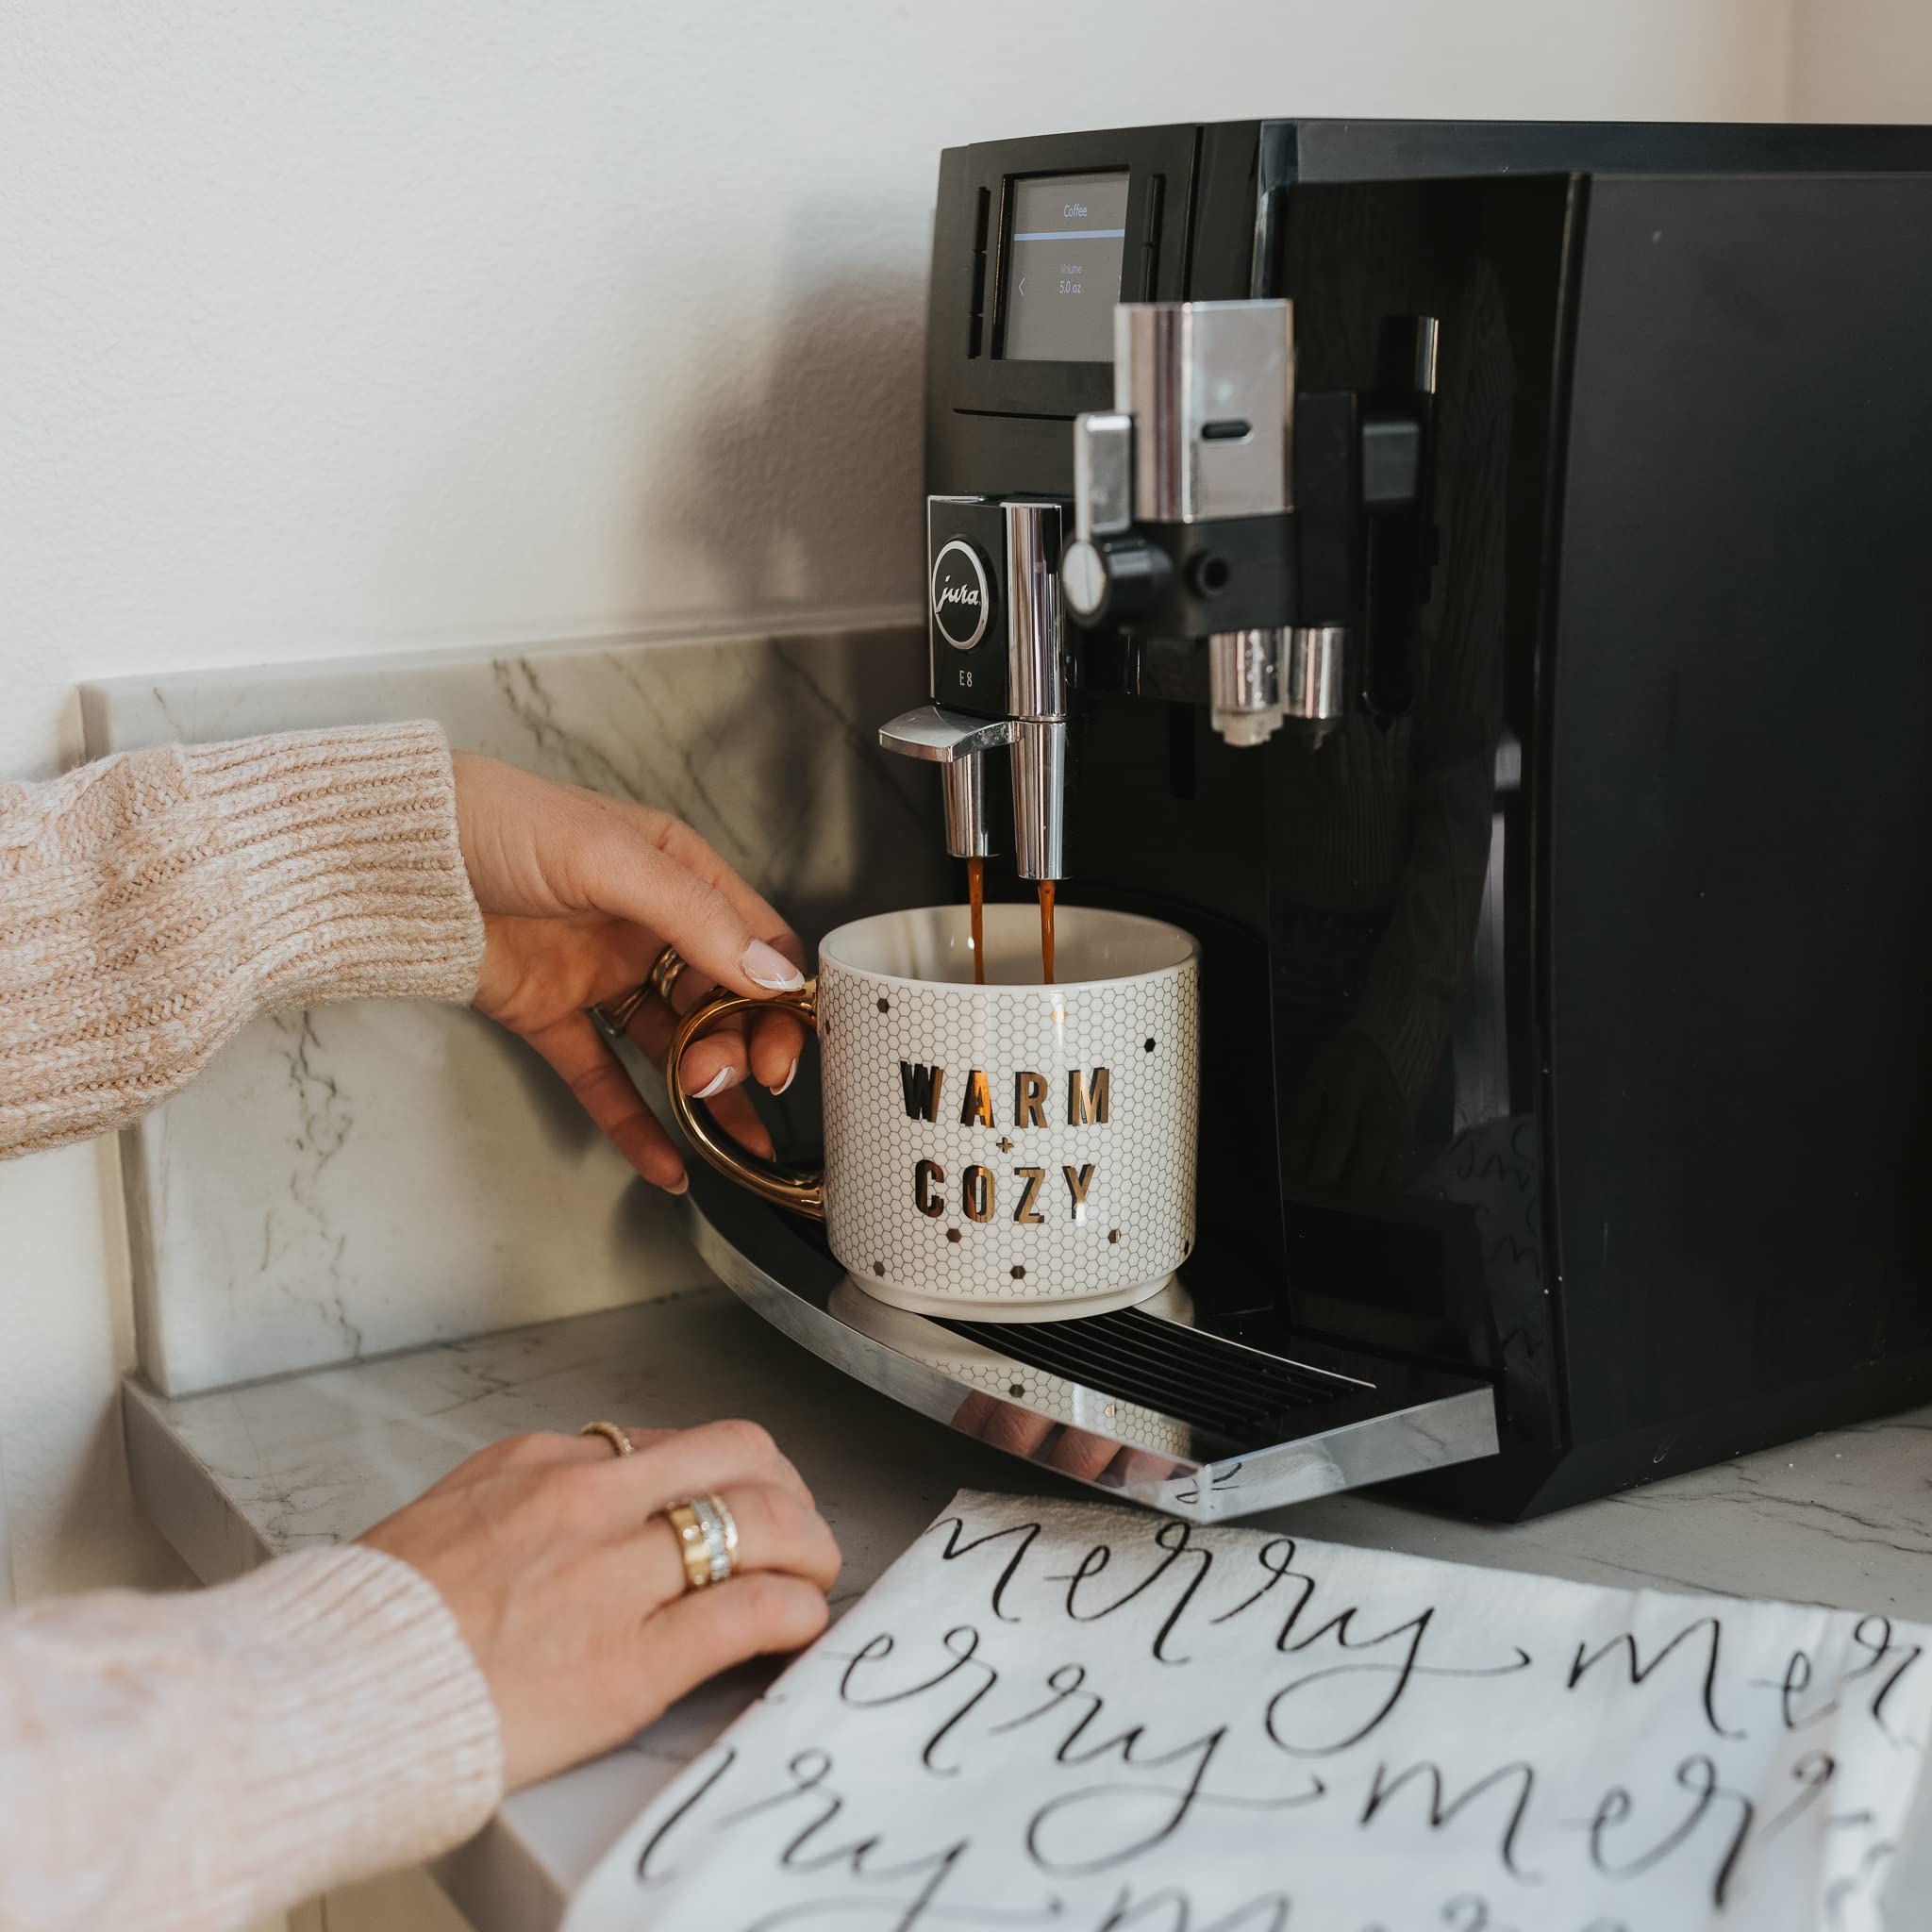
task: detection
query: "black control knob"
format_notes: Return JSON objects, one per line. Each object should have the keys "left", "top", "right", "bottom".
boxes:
{"left": 1058, "top": 533, "right": 1173, "bottom": 628}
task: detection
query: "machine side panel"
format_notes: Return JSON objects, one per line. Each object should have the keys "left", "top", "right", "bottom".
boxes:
{"left": 1548, "top": 174, "right": 1932, "bottom": 1448}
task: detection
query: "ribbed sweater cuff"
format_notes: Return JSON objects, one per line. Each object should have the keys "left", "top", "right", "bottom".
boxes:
{"left": 180, "top": 722, "right": 484, "bottom": 1011}
{"left": 200, "top": 1545, "right": 503, "bottom": 1920}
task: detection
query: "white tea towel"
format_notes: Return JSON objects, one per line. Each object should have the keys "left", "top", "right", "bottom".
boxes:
{"left": 567, "top": 1488, "right": 1932, "bottom": 1931}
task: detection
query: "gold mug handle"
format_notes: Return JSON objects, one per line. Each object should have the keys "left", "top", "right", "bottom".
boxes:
{"left": 665, "top": 980, "right": 824, "bottom": 1220}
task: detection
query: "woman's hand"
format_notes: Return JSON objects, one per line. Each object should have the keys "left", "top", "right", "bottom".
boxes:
{"left": 450, "top": 753, "right": 808, "bottom": 1191}
{"left": 359, "top": 1421, "right": 840, "bottom": 1790}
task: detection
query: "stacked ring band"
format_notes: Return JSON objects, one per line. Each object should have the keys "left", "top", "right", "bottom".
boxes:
{"left": 665, "top": 1491, "right": 740, "bottom": 1591}
{"left": 644, "top": 942, "right": 690, "bottom": 1009}
{"left": 588, "top": 943, "right": 691, "bottom": 1035}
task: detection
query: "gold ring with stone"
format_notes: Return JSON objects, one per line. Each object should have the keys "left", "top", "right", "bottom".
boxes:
{"left": 665, "top": 1491, "right": 739, "bottom": 1591}
{"left": 578, "top": 1421, "right": 635, "bottom": 1458}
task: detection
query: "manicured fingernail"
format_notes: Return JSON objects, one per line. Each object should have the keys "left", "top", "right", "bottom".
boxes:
{"left": 664, "top": 1172, "right": 690, "bottom": 1195}
{"left": 773, "top": 1057, "right": 800, "bottom": 1097}
{"left": 691, "top": 1066, "right": 740, "bottom": 1101}
{"left": 741, "top": 939, "right": 805, "bottom": 991}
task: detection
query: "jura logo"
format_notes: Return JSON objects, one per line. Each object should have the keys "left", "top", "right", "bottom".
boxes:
{"left": 931, "top": 539, "right": 991, "bottom": 651}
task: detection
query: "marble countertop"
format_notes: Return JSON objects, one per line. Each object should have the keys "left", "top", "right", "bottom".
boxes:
{"left": 125, "top": 1277, "right": 1932, "bottom": 1932}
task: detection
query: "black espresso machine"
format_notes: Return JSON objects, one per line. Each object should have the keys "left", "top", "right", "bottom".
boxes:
{"left": 680, "top": 119, "right": 1932, "bottom": 1521}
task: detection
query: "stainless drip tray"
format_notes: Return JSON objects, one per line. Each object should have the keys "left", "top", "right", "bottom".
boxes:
{"left": 929, "top": 1304, "right": 1374, "bottom": 1453}
{"left": 683, "top": 1165, "right": 1498, "bottom": 1521}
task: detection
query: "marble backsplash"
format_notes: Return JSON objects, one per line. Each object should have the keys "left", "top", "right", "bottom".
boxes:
{"left": 81, "top": 623, "right": 945, "bottom": 1396}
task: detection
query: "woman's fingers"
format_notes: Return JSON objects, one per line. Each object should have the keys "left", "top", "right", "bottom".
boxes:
{"left": 472, "top": 1423, "right": 811, "bottom": 1510}
{"left": 555, "top": 1425, "right": 676, "bottom": 1464}
{"left": 665, "top": 1008, "right": 754, "bottom": 1105}
{"left": 641, "top": 813, "right": 801, "bottom": 979}
{"left": 524, "top": 1011, "right": 687, "bottom": 1191}
{"left": 747, "top": 999, "right": 807, "bottom": 1092}
{"left": 681, "top": 998, "right": 800, "bottom": 1100}
{"left": 1114, "top": 1448, "right": 1188, "bottom": 1490}
{"left": 627, "top": 1478, "right": 841, "bottom": 1604}
{"left": 573, "top": 816, "right": 802, "bottom": 1005}
{"left": 625, "top": 1416, "right": 816, "bottom": 1519}
{"left": 621, "top": 997, "right": 776, "bottom": 1163}
{"left": 949, "top": 1391, "right": 1001, "bottom": 1438}
{"left": 959, "top": 1401, "right": 1059, "bottom": 1461}
{"left": 661, "top": 960, "right": 803, "bottom": 1099}
{"left": 625, "top": 1571, "right": 830, "bottom": 1718}
{"left": 476, "top": 1421, "right": 820, "bottom": 1580}
{"left": 1045, "top": 1426, "right": 1125, "bottom": 1481}
{"left": 708, "top": 931, "right": 808, "bottom": 1090}
{"left": 947, "top": 1398, "right": 1147, "bottom": 1484}
{"left": 751, "top": 1022, "right": 804, "bottom": 1095}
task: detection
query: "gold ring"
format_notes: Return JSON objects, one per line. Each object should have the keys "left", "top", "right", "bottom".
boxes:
{"left": 578, "top": 1421, "right": 634, "bottom": 1458}
{"left": 645, "top": 942, "right": 690, "bottom": 1009}
{"left": 664, "top": 1491, "right": 739, "bottom": 1591}
{"left": 590, "top": 982, "right": 653, "bottom": 1034}
{"left": 588, "top": 944, "right": 691, "bottom": 1035}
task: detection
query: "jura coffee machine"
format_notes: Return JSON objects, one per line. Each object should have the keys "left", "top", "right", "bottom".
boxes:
{"left": 683, "top": 119, "right": 1932, "bottom": 1521}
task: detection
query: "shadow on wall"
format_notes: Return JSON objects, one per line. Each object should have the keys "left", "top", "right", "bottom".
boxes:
{"left": 641, "top": 198, "right": 932, "bottom": 615}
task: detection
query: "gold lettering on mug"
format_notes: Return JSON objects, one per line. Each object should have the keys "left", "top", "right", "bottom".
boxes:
{"left": 958, "top": 1070, "right": 994, "bottom": 1129}
{"left": 914, "top": 1159, "right": 946, "bottom": 1217}
{"left": 1012, "top": 1167, "right": 1045, "bottom": 1224}
{"left": 1068, "top": 1068, "right": 1111, "bottom": 1125}
{"left": 963, "top": 1164, "right": 995, "bottom": 1223}
{"left": 1013, "top": 1071, "right": 1048, "bottom": 1129}
{"left": 1063, "top": 1163, "right": 1096, "bottom": 1220}
{"left": 899, "top": 1061, "right": 945, "bottom": 1123}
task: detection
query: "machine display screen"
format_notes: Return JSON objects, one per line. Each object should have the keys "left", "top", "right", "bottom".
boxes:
{"left": 999, "top": 172, "right": 1130, "bottom": 363}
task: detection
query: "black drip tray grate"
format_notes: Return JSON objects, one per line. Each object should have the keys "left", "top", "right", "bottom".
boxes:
{"left": 931, "top": 1306, "right": 1374, "bottom": 1447}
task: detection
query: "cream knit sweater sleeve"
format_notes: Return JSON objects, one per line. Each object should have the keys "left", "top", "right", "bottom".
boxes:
{"left": 0, "top": 1550, "right": 503, "bottom": 1930}
{"left": 0, "top": 719, "right": 485, "bottom": 1155}
{"left": 0, "top": 723, "right": 505, "bottom": 1929}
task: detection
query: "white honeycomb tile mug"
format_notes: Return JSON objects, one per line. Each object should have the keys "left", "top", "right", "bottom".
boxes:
{"left": 667, "top": 904, "right": 1200, "bottom": 1321}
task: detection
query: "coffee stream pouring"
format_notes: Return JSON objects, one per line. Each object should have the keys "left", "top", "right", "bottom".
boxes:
{"left": 877, "top": 494, "right": 1070, "bottom": 981}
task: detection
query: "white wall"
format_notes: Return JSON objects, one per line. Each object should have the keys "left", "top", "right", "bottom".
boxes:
{"left": 0, "top": 0, "right": 1803, "bottom": 1602}
{"left": 1790, "top": 0, "right": 1932, "bottom": 119}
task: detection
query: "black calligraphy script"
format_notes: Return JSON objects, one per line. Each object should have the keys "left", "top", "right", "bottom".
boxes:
{"left": 575, "top": 1491, "right": 1931, "bottom": 1932}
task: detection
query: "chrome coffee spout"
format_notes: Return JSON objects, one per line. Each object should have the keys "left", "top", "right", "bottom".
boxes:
{"left": 880, "top": 500, "right": 1070, "bottom": 882}
{"left": 876, "top": 705, "right": 1012, "bottom": 859}
{"left": 1001, "top": 501, "right": 1068, "bottom": 882}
